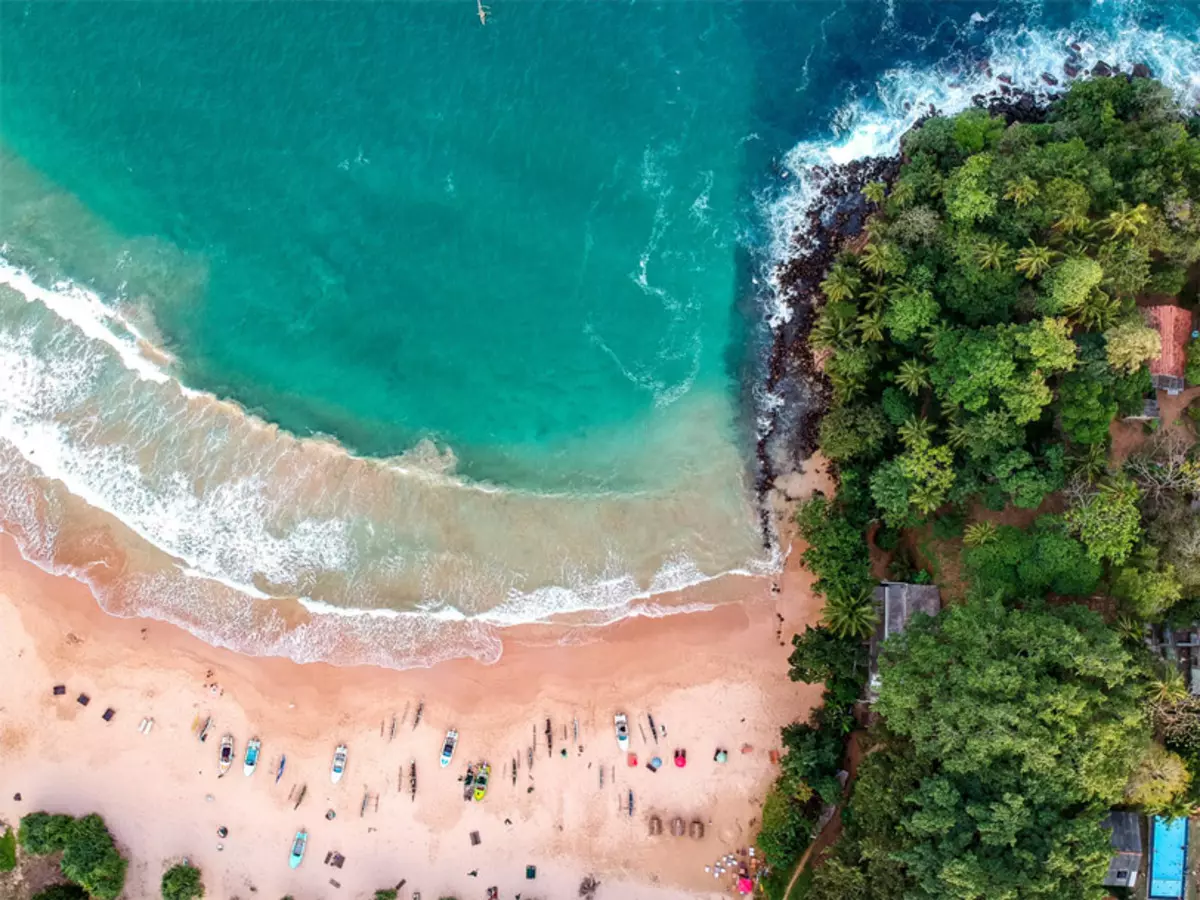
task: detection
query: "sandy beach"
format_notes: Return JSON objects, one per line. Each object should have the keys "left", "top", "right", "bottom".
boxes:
{"left": 0, "top": 465, "right": 830, "bottom": 900}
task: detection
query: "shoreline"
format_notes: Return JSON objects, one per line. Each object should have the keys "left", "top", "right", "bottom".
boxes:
{"left": 0, "top": 444, "right": 831, "bottom": 899}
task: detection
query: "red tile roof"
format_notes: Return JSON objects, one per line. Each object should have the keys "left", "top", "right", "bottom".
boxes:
{"left": 1146, "top": 304, "right": 1192, "bottom": 380}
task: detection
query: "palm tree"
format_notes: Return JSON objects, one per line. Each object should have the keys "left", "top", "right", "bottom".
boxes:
{"left": 862, "top": 181, "right": 887, "bottom": 205}
{"left": 861, "top": 282, "right": 889, "bottom": 313}
{"left": 861, "top": 242, "right": 901, "bottom": 278}
{"left": 1071, "top": 291, "right": 1121, "bottom": 330}
{"left": 857, "top": 312, "right": 885, "bottom": 343}
{"left": 1003, "top": 176, "right": 1039, "bottom": 208}
{"left": 974, "top": 239, "right": 1010, "bottom": 271}
{"left": 963, "top": 521, "right": 998, "bottom": 548}
{"left": 895, "top": 360, "right": 930, "bottom": 396}
{"left": 898, "top": 416, "right": 935, "bottom": 448}
{"left": 1053, "top": 210, "right": 1092, "bottom": 235}
{"left": 1015, "top": 244, "right": 1059, "bottom": 280}
{"left": 822, "top": 586, "right": 878, "bottom": 641}
{"left": 820, "top": 264, "right": 861, "bottom": 303}
{"left": 1149, "top": 663, "right": 1189, "bottom": 707}
{"left": 1068, "top": 442, "right": 1109, "bottom": 482}
{"left": 1105, "top": 201, "right": 1151, "bottom": 239}
{"left": 1114, "top": 614, "right": 1145, "bottom": 645}
{"left": 811, "top": 306, "right": 857, "bottom": 350}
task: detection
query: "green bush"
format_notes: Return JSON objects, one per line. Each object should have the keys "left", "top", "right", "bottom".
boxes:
{"left": 796, "top": 497, "right": 873, "bottom": 600}
{"left": 162, "top": 862, "right": 204, "bottom": 900}
{"left": 1187, "top": 339, "right": 1200, "bottom": 387}
{"left": 374, "top": 890, "right": 398, "bottom": 900}
{"left": 963, "top": 515, "right": 1100, "bottom": 600}
{"left": 18, "top": 813, "right": 74, "bottom": 856}
{"left": 59, "top": 814, "right": 126, "bottom": 900}
{"left": 0, "top": 826, "right": 16, "bottom": 872}
{"left": 32, "top": 886, "right": 89, "bottom": 900}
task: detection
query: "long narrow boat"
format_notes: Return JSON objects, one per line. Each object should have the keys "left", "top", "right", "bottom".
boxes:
{"left": 218, "top": 734, "right": 235, "bottom": 777}
{"left": 275, "top": 755, "right": 287, "bottom": 784}
{"left": 289, "top": 829, "right": 307, "bottom": 869}
{"left": 244, "top": 738, "right": 261, "bottom": 777}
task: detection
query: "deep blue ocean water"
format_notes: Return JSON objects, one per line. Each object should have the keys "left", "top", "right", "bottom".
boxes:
{"left": 1, "top": 0, "right": 1197, "bottom": 666}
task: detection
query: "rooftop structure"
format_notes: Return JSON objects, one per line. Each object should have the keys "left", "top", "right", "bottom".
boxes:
{"left": 1145, "top": 304, "right": 1193, "bottom": 395}
{"left": 867, "top": 582, "right": 941, "bottom": 698}
{"left": 1100, "top": 811, "right": 1143, "bottom": 889}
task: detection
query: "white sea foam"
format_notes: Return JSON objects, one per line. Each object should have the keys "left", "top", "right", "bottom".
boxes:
{"left": 0, "top": 259, "right": 171, "bottom": 384}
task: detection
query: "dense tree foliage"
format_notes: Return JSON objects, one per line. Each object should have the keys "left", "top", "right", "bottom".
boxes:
{"left": 808, "top": 596, "right": 1148, "bottom": 900}
{"left": 162, "top": 862, "right": 204, "bottom": 900}
{"left": 31, "top": 886, "right": 88, "bottom": 900}
{"left": 810, "top": 76, "right": 1200, "bottom": 529}
{"left": 962, "top": 515, "right": 1100, "bottom": 599}
{"left": 782, "top": 75, "right": 1200, "bottom": 900}
{"left": 18, "top": 814, "right": 74, "bottom": 856}
{"left": 18, "top": 813, "right": 127, "bottom": 900}
{"left": 59, "top": 815, "right": 127, "bottom": 900}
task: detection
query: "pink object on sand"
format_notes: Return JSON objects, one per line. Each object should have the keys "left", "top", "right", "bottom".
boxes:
{"left": 627, "top": 752, "right": 638, "bottom": 767}
{"left": 738, "top": 876, "right": 754, "bottom": 894}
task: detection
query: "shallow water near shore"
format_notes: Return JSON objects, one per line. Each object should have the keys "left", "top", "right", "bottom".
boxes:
{"left": 1, "top": 0, "right": 1198, "bottom": 667}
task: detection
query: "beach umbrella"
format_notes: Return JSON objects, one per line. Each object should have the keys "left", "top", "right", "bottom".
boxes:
{"left": 738, "top": 876, "right": 754, "bottom": 894}
{"left": 674, "top": 749, "right": 687, "bottom": 768}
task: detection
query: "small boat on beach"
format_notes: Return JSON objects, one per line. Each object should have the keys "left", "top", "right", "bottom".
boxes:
{"left": 440, "top": 729, "right": 458, "bottom": 768}
{"left": 462, "top": 764, "right": 476, "bottom": 801}
{"left": 614, "top": 713, "right": 629, "bottom": 752}
{"left": 244, "top": 738, "right": 261, "bottom": 776}
{"left": 330, "top": 744, "right": 348, "bottom": 784}
{"left": 473, "top": 763, "right": 491, "bottom": 802}
{"left": 275, "top": 755, "right": 287, "bottom": 784}
{"left": 218, "top": 734, "right": 234, "bottom": 776}
{"left": 289, "top": 829, "right": 307, "bottom": 869}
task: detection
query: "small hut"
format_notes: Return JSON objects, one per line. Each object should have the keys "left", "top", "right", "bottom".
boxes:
{"left": 647, "top": 815, "right": 663, "bottom": 836}
{"left": 689, "top": 820, "right": 705, "bottom": 840}
{"left": 670, "top": 817, "right": 686, "bottom": 837}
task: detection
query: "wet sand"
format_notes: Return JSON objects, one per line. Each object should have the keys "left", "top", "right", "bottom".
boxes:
{"left": 0, "top": 461, "right": 831, "bottom": 900}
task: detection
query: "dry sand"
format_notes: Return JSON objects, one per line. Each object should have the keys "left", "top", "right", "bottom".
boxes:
{"left": 0, "top": 466, "right": 832, "bottom": 900}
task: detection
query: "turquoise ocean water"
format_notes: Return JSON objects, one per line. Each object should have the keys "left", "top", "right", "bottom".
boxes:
{"left": 1, "top": 1, "right": 1198, "bottom": 666}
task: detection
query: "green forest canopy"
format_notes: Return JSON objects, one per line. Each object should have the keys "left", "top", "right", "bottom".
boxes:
{"left": 759, "top": 74, "right": 1200, "bottom": 900}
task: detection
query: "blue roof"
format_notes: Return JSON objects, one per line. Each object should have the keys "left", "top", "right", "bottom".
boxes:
{"left": 1149, "top": 815, "right": 1189, "bottom": 899}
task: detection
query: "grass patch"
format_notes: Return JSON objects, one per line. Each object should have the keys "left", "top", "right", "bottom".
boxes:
{"left": 785, "top": 864, "right": 815, "bottom": 900}
{"left": 0, "top": 826, "right": 16, "bottom": 872}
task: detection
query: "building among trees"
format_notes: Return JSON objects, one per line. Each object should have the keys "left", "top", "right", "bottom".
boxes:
{"left": 1100, "top": 811, "right": 1144, "bottom": 890}
{"left": 867, "top": 581, "right": 940, "bottom": 698}
{"left": 1145, "top": 304, "right": 1193, "bottom": 396}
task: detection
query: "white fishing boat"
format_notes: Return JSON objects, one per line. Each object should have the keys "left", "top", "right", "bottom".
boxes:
{"left": 330, "top": 744, "right": 348, "bottom": 784}
{"left": 440, "top": 729, "right": 458, "bottom": 768}
{"left": 218, "top": 734, "right": 235, "bottom": 776}
{"left": 244, "top": 737, "right": 261, "bottom": 776}
{"left": 289, "top": 829, "right": 307, "bottom": 869}
{"left": 614, "top": 713, "right": 629, "bottom": 752}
